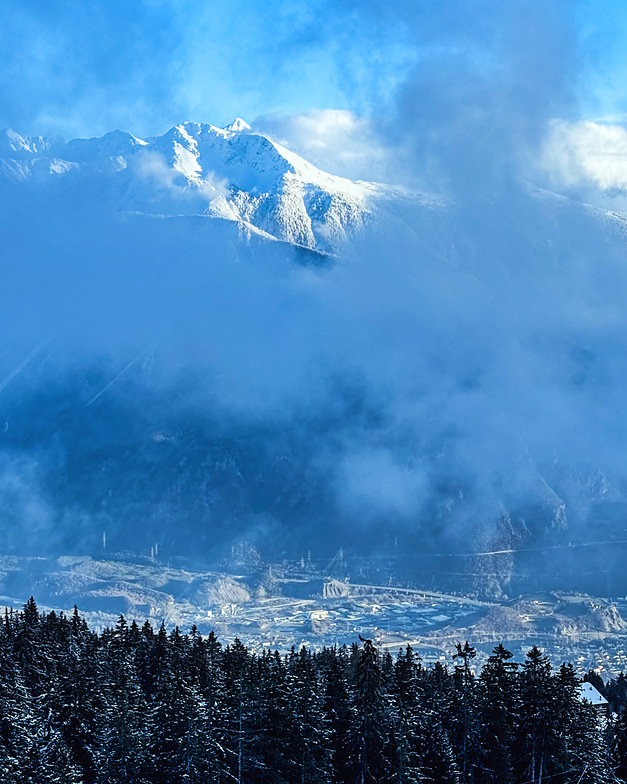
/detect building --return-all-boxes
[579,682,609,715]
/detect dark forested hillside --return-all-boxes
[0,599,624,783]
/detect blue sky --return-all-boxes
[2,0,626,141]
[577,0,627,121]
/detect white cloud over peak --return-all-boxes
[251,110,399,183]
[542,119,627,191]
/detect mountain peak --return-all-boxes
[224,118,251,133]
[0,118,396,253]
[0,128,51,156]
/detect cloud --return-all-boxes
[0,1,188,138]
[249,0,575,198]
[542,119,627,191]
[385,0,577,195]
[337,447,429,520]
[134,149,230,210]
[0,0,413,140]
[252,110,399,183]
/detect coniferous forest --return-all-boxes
[3,600,627,783]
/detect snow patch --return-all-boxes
[224,117,251,133]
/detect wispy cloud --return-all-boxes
[252,110,399,183]
[542,119,627,191]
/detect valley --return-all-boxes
[3,547,627,677]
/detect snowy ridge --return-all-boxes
[0,120,426,253]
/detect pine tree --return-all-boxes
[607,672,627,715]
[256,649,292,782]
[0,635,34,784]
[562,665,616,784]
[285,646,332,784]
[476,644,518,784]
[13,598,47,699]
[147,627,213,784]
[348,639,390,784]
[52,617,103,783]
[421,722,461,784]
[321,647,353,784]
[99,616,150,784]
[614,703,627,782]
[450,641,478,783]
[223,639,251,784]
[389,646,425,784]
[516,646,556,784]
[187,629,227,781]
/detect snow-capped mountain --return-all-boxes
[0,120,425,254]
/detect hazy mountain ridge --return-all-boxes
[0,347,625,599]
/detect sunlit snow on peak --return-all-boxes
[224,118,252,133]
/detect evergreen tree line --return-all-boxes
[0,598,625,783]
